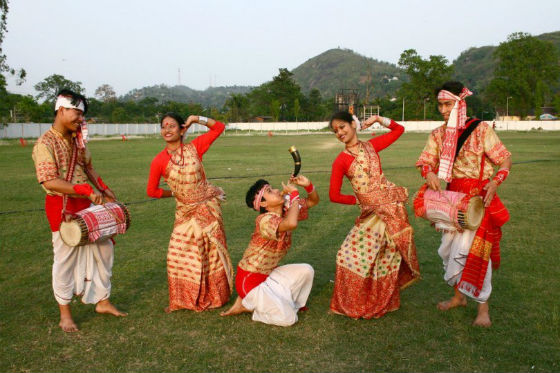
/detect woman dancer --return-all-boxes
[147,113,233,312]
[329,112,420,319]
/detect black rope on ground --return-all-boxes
[0,198,160,216]
[0,159,556,216]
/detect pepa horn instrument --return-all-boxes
[289,145,301,176]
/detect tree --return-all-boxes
[244,68,305,120]
[269,68,304,121]
[553,93,560,116]
[0,0,25,90]
[486,32,560,117]
[95,84,116,102]
[293,98,300,121]
[270,99,280,121]
[111,107,127,123]
[34,74,84,102]
[224,93,249,122]
[305,88,326,121]
[398,49,453,120]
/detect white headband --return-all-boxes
[55,95,85,112]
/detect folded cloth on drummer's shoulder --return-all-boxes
[437,88,473,183]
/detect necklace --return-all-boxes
[168,144,186,167]
[345,142,361,157]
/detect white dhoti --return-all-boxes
[242,263,314,327]
[438,229,492,303]
[52,232,114,305]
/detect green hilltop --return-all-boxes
[120,30,560,106]
[291,48,406,99]
[452,31,560,93]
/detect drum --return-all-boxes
[413,184,484,231]
[60,202,131,247]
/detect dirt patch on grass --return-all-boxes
[316,139,341,150]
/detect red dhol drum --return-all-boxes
[414,184,483,232]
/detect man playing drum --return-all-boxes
[416,81,512,327]
[32,89,127,332]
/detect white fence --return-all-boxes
[2,120,560,139]
[0,122,208,139]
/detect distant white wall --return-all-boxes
[2,120,559,139]
[228,122,329,131]
[0,123,207,139]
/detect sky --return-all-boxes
[3,0,560,98]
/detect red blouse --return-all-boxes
[146,121,225,198]
[329,120,404,205]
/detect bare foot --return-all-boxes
[59,316,79,332]
[95,299,128,316]
[164,306,173,314]
[472,302,491,327]
[437,295,467,311]
[220,297,250,316]
[58,304,79,333]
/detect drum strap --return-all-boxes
[454,118,481,158]
[61,140,79,222]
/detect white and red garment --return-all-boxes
[437,88,473,182]
[241,263,314,327]
[438,227,493,303]
[52,231,114,305]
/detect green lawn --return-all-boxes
[1,131,559,372]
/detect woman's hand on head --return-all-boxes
[362,115,381,129]
[184,115,198,129]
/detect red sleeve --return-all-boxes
[146,150,169,198]
[191,121,225,159]
[368,120,404,152]
[329,153,357,205]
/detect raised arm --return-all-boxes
[188,115,225,158]
[289,174,319,209]
[362,116,404,152]
[278,182,300,232]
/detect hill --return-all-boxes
[291,48,406,100]
[453,31,560,93]
[120,85,252,108]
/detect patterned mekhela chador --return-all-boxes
[147,122,233,311]
[329,120,420,319]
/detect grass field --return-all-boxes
[1,130,559,372]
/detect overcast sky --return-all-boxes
[3,0,559,97]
